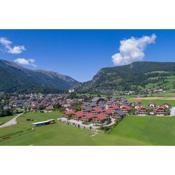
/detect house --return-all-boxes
[148,103,157,108]
[120,98,129,105]
[75,111,84,120]
[160,103,171,109]
[120,105,132,113]
[82,102,92,112]
[92,97,107,108]
[111,104,120,110]
[154,107,168,116]
[94,114,106,124]
[46,105,54,112]
[83,112,94,122]
[105,108,114,115]
[136,106,147,116]
[115,109,125,118]
[31,104,38,112]
[93,106,103,114]
[64,110,75,118]
[32,119,56,127]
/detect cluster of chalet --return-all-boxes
[30,94,82,112]
[64,97,128,124]
[134,103,171,116]
[0,93,82,113]
[64,97,172,124]
[30,94,66,112]
[1,93,171,118]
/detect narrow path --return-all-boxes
[91,131,98,137]
[0,113,23,128]
[102,117,117,128]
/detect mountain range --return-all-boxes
[0,59,80,93]
[1,59,175,94]
[77,61,175,94]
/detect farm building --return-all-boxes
[32,119,56,127]
[170,107,175,116]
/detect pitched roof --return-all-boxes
[94,107,103,113]
[120,105,132,110]
[106,108,114,114]
[115,109,125,116]
[96,114,106,121]
[64,110,75,115]
[85,112,94,119]
[75,111,84,117]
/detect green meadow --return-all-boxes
[128,96,175,106]
[0,115,15,125]
[1,111,175,145]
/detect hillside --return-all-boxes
[77,61,175,94]
[0,59,80,93]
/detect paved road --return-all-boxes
[102,117,117,128]
[0,113,23,128]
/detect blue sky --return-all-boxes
[0,30,175,82]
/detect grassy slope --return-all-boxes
[145,74,175,90]
[109,116,175,145]
[0,112,96,146]
[0,123,95,146]
[1,112,175,145]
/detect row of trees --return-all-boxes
[0,108,13,117]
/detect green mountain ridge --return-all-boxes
[0,59,80,93]
[77,61,175,94]
[1,60,175,94]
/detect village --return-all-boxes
[0,93,82,116]
[1,93,175,131]
[58,96,173,130]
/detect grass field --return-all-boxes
[0,112,95,146]
[1,112,175,145]
[128,96,175,106]
[108,116,175,145]
[0,115,15,125]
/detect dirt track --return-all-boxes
[0,113,23,128]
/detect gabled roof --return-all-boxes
[106,108,114,114]
[92,97,101,102]
[75,111,84,117]
[115,109,125,116]
[94,107,103,113]
[90,102,97,107]
[154,106,166,112]
[96,114,106,121]
[64,110,75,115]
[120,105,132,110]
[85,112,94,119]
[111,104,120,110]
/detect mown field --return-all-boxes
[1,111,175,145]
[128,96,175,106]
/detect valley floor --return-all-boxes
[0,112,175,145]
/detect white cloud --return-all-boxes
[0,37,25,54]
[14,58,37,67]
[112,34,157,66]
[8,45,26,54]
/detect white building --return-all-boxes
[68,89,75,93]
[170,107,175,116]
